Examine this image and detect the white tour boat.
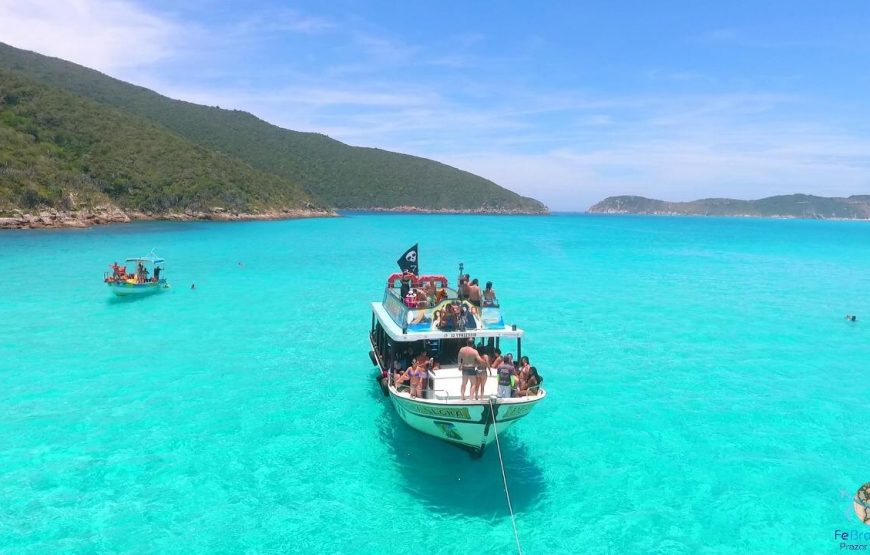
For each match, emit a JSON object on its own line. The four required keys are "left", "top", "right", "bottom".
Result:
{"left": 368, "top": 255, "right": 545, "bottom": 456}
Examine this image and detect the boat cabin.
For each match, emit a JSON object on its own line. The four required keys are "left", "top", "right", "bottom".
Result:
{"left": 370, "top": 273, "right": 528, "bottom": 401}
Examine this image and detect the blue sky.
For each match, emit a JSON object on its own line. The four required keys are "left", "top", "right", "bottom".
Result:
{"left": 2, "top": 0, "right": 869, "bottom": 210}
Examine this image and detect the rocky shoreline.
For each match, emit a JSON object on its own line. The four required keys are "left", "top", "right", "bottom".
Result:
{"left": 358, "top": 205, "right": 549, "bottom": 215}
{"left": 0, "top": 206, "right": 337, "bottom": 230}
{"left": 0, "top": 204, "right": 551, "bottom": 229}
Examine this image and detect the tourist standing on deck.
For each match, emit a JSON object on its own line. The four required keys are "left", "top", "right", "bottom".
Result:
{"left": 489, "top": 348, "right": 503, "bottom": 369}
{"left": 458, "top": 339, "right": 485, "bottom": 400}
{"left": 458, "top": 274, "right": 470, "bottom": 300}
{"left": 395, "top": 359, "right": 427, "bottom": 398}
{"left": 496, "top": 354, "right": 515, "bottom": 398}
{"left": 472, "top": 352, "right": 490, "bottom": 400}
{"left": 467, "top": 279, "right": 482, "bottom": 307}
{"left": 400, "top": 271, "right": 412, "bottom": 300}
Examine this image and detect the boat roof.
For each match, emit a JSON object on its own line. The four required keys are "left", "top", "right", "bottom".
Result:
{"left": 126, "top": 256, "right": 164, "bottom": 264}
{"left": 372, "top": 301, "right": 524, "bottom": 342}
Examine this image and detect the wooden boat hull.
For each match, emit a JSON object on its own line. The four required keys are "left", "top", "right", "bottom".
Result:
{"left": 107, "top": 279, "right": 167, "bottom": 296}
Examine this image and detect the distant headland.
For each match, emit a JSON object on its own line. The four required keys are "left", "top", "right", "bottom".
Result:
{"left": 588, "top": 194, "right": 870, "bottom": 220}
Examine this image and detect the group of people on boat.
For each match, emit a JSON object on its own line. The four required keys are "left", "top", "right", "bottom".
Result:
{"left": 399, "top": 271, "right": 447, "bottom": 309}
{"left": 458, "top": 339, "right": 541, "bottom": 400}
{"left": 399, "top": 271, "right": 498, "bottom": 310}
{"left": 394, "top": 351, "right": 441, "bottom": 398}
{"left": 402, "top": 281, "right": 447, "bottom": 309}
{"left": 392, "top": 338, "right": 542, "bottom": 401}
{"left": 105, "top": 261, "right": 161, "bottom": 284}
{"left": 457, "top": 274, "right": 497, "bottom": 307}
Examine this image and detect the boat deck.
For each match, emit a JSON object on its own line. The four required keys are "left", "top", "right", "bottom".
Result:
{"left": 392, "top": 365, "right": 543, "bottom": 404}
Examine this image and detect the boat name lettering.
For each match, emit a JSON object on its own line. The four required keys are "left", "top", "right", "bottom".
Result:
{"left": 403, "top": 403, "right": 471, "bottom": 420}
{"left": 445, "top": 332, "right": 476, "bottom": 338}
{"left": 503, "top": 404, "right": 534, "bottom": 418}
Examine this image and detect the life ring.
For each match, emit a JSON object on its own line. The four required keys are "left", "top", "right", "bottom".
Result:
{"left": 387, "top": 272, "right": 418, "bottom": 288}
{"left": 417, "top": 274, "right": 448, "bottom": 289}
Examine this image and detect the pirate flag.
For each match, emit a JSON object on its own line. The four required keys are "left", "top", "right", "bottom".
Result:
{"left": 397, "top": 243, "right": 419, "bottom": 275}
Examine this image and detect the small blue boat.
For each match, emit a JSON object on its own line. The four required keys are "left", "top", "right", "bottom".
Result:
{"left": 104, "top": 251, "right": 169, "bottom": 296}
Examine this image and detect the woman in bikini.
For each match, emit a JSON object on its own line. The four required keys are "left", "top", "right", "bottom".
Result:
{"left": 473, "top": 352, "right": 490, "bottom": 400}
{"left": 483, "top": 281, "right": 497, "bottom": 305}
{"left": 518, "top": 366, "right": 542, "bottom": 397}
{"left": 396, "top": 359, "right": 427, "bottom": 398}
{"left": 516, "top": 356, "right": 531, "bottom": 392}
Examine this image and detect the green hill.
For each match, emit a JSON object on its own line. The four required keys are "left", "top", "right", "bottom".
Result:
{"left": 588, "top": 194, "right": 870, "bottom": 219}
{"left": 0, "top": 42, "right": 546, "bottom": 213}
{"left": 0, "top": 71, "right": 319, "bottom": 219}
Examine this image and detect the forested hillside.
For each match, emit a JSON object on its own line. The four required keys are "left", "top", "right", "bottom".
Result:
{"left": 0, "top": 71, "right": 317, "bottom": 218}
{"left": 0, "top": 42, "right": 546, "bottom": 214}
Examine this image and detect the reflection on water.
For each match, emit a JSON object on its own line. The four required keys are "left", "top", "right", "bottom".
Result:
{"left": 375, "top": 398, "right": 546, "bottom": 518}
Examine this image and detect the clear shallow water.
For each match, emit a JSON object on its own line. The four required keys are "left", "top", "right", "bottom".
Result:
{"left": 1, "top": 213, "right": 868, "bottom": 554}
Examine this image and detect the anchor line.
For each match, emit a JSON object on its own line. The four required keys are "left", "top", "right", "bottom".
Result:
{"left": 488, "top": 398, "right": 523, "bottom": 555}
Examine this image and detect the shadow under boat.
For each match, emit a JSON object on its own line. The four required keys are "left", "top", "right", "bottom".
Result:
{"left": 107, "top": 294, "right": 153, "bottom": 304}
{"left": 375, "top": 398, "right": 547, "bottom": 519}
{"left": 105, "top": 290, "right": 169, "bottom": 304}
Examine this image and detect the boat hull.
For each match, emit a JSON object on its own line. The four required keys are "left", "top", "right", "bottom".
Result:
{"left": 107, "top": 279, "right": 167, "bottom": 296}
{"left": 387, "top": 388, "right": 544, "bottom": 456}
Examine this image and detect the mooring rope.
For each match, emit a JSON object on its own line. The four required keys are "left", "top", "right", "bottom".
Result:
{"left": 488, "top": 397, "right": 523, "bottom": 555}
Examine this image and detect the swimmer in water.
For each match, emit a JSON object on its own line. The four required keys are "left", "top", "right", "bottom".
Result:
{"left": 191, "top": 283, "right": 196, "bottom": 290}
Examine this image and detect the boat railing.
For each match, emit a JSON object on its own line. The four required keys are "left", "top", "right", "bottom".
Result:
{"left": 385, "top": 286, "right": 499, "bottom": 307}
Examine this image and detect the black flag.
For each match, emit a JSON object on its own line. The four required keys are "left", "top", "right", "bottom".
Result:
{"left": 397, "top": 243, "right": 419, "bottom": 274}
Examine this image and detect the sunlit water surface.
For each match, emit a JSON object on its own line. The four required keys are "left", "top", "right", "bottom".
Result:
{"left": 1, "top": 214, "right": 868, "bottom": 553}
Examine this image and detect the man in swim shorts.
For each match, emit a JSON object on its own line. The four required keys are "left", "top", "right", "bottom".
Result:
{"left": 458, "top": 339, "right": 485, "bottom": 400}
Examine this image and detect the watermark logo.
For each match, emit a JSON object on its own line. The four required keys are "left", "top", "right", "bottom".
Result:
{"left": 856, "top": 482, "right": 870, "bottom": 526}
{"left": 834, "top": 483, "right": 870, "bottom": 551}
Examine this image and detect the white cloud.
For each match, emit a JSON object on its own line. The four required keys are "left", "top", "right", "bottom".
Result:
{"left": 231, "top": 10, "right": 334, "bottom": 37}
{"left": 0, "top": 0, "right": 181, "bottom": 72}
{"left": 437, "top": 127, "right": 870, "bottom": 211}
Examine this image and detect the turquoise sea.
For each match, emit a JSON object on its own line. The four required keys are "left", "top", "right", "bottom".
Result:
{"left": 2, "top": 213, "right": 869, "bottom": 554}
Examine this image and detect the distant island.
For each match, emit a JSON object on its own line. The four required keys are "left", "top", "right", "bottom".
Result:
{"left": 588, "top": 194, "right": 870, "bottom": 220}
{"left": 0, "top": 42, "right": 546, "bottom": 229}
